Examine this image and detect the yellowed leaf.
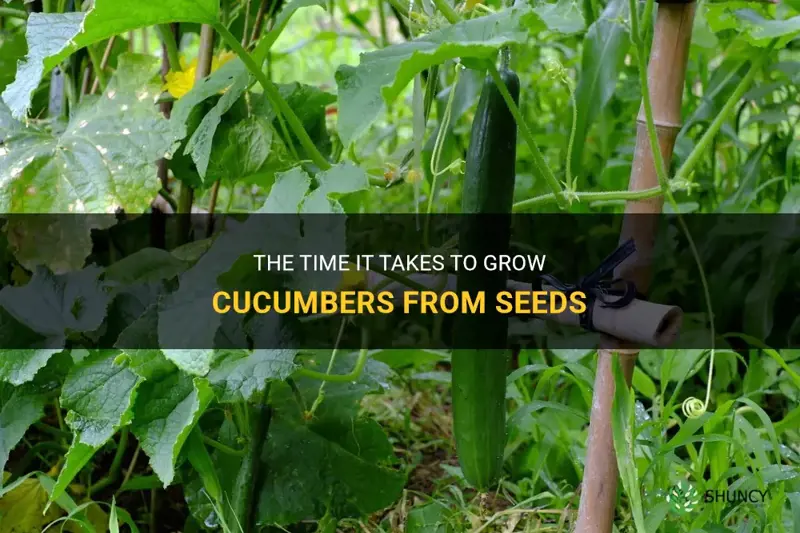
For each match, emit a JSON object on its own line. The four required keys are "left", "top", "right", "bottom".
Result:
{"left": 0, "top": 477, "right": 62, "bottom": 533}
{"left": 64, "top": 502, "right": 108, "bottom": 533}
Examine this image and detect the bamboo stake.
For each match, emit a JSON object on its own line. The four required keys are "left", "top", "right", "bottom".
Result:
{"left": 90, "top": 36, "right": 116, "bottom": 95}
{"left": 574, "top": 2, "right": 695, "bottom": 533}
{"left": 177, "top": 24, "right": 215, "bottom": 242}
{"left": 157, "top": 24, "right": 178, "bottom": 191}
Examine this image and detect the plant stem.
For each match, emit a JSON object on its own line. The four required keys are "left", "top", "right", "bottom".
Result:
{"left": 34, "top": 422, "right": 71, "bottom": 439}
{"left": 249, "top": 0, "right": 270, "bottom": 49}
{"left": 378, "top": 0, "right": 389, "bottom": 46}
{"left": 487, "top": 64, "right": 567, "bottom": 209}
{"left": 432, "top": 0, "right": 460, "bottom": 24}
{"left": 118, "top": 444, "right": 141, "bottom": 492}
{"left": 241, "top": 0, "right": 252, "bottom": 47}
{"left": 208, "top": 180, "right": 222, "bottom": 216}
{"left": 307, "top": 318, "right": 348, "bottom": 417}
{"left": 202, "top": 435, "right": 246, "bottom": 456}
{"left": 86, "top": 44, "right": 108, "bottom": 93}
{"left": 156, "top": 24, "right": 182, "bottom": 72}
{"left": 149, "top": 487, "right": 158, "bottom": 533}
{"left": 298, "top": 328, "right": 371, "bottom": 383}
{"left": 215, "top": 23, "right": 332, "bottom": 170}
{"left": 564, "top": 78, "right": 578, "bottom": 191}
{"left": 512, "top": 185, "right": 664, "bottom": 211}
{"left": 159, "top": 188, "right": 177, "bottom": 210}
{"left": 88, "top": 428, "right": 129, "bottom": 496}
{"left": 299, "top": 346, "right": 370, "bottom": 382}
{"left": 0, "top": 7, "right": 28, "bottom": 19}
{"left": 672, "top": 43, "right": 777, "bottom": 184}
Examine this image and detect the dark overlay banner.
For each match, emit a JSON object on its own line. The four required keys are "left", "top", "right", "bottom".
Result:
{"left": 0, "top": 214, "right": 796, "bottom": 350}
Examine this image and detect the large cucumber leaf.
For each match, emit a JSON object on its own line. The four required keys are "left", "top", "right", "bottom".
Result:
{"left": 334, "top": 6, "right": 545, "bottom": 145}
{"left": 0, "top": 54, "right": 181, "bottom": 214}
{"left": 256, "top": 351, "right": 402, "bottom": 524}
{"left": 2, "top": 0, "right": 219, "bottom": 119}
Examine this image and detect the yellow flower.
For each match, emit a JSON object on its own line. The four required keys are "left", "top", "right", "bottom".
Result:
{"left": 212, "top": 51, "right": 236, "bottom": 70}
{"left": 163, "top": 51, "right": 237, "bottom": 99}
{"left": 337, "top": 263, "right": 368, "bottom": 290}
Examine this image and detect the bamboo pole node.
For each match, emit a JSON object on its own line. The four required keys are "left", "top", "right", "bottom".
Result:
{"left": 635, "top": 116, "right": 681, "bottom": 131}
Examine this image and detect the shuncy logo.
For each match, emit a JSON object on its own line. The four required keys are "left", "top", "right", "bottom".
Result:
{"left": 666, "top": 481, "right": 701, "bottom": 515}
{"left": 703, "top": 488, "right": 770, "bottom": 503}
{"left": 666, "top": 481, "right": 770, "bottom": 515}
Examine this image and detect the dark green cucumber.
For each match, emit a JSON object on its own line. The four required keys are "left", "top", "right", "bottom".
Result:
{"left": 452, "top": 66, "right": 519, "bottom": 490}
{"left": 231, "top": 400, "right": 271, "bottom": 532}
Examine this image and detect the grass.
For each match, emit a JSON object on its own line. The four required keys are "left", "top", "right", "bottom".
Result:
{"left": 348, "top": 347, "right": 800, "bottom": 533}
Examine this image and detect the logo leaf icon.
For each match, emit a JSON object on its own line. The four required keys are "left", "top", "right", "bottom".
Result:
{"left": 666, "top": 481, "right": 700, "bottom": 515}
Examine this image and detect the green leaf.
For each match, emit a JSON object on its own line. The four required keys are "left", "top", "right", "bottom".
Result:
{"left": 207, "top": 116, "right": 274, "bottom": 183}
{"left": 157, "top": 219, "right": 271, "bottom": 352}
{"left": 208, "top": 349, "right": 298, "bottom": 403}
{"left": 47, "top": 442, "right": 96, "bottom": 506}
{"left": 47, "top": 351, "right": 141, "bottom": 503}
{"left": 257, "top": 167, "right": 312, "bottom": 213}
{"left": 60, "top": 350, "right": 141, "bottom": 447}
{"left": 184, "top": 428, "right": 223, "bottom": 505}
{"left": 334, "top": 6, "right": 544, "bottom": 144}
{"left": 0, "top": 54, "right": 183, "bottom": 217}
{"left": 301, "top": 161, "right": 370, "bottom": 214}
{"left": 257, "top": 415, "right": 404, "bottom": 524}
{"left": 1, "top": 0, "right": 219, "bottom": 119}
{"left": 533, "top": 0, "right": 585, "bottom": 35}
{"left": 0, "top": 383, "right": 47, "bottom": 479}
{"left": 407, "top": 503, "right": 453, "bottom": 533}
{"left": 3, "top": 217, "right": 117, "bottom": 274}
{"left": 780, "top": 184, "right": 800, "bottom": 213}
{"left": 159, "top": 162, "right": 362, "bottom": 351}
{"left": 0, "top": 266, "right": 111, "bottom": 341}
{"left": 610, "top": 356, "right": 646, "bottom": 532}
{"left": 0, "top": 346, "right": 62, "bottom": 387}
{"left": 105, "top": 248, "right": 189, "bottom": 284}
{"left": 632, "top": 366, "right": 656, "bottom": 399}
{"left": 170, "top": 59, "right": 248, "bottom": 127}
{"left": 639, "top": 344, "right": 707, "bottom": 382}
{"left": 705, "top": 3, "right": 800, "bottom": 46}
{"left": 246, "top": 354, "right": 393, "bottom": 531}
{"left": 570, "top": 0, "right": 629, "bottom": 177}
{"left": 252, "top": 82, "right": 336, "bottom": 161}
{"left": 744, "top": 256, "right": 788, "bottom": 340}
{"left": 184, "top": 70, "right": 251, "bottom": 180}
{"left": 160, "top": 350, "right": 214, "bottom": 377}
{"left": 131, "top": 372, "right": 213, "bottom": 486}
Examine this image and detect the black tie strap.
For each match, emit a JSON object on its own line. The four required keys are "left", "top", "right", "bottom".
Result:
{"left": 539, "top": 239, "right": 639, "bottom": 331}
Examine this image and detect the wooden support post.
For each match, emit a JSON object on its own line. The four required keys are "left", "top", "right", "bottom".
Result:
{"left": 574, "top": 3, "right": 696, "bottom": 533}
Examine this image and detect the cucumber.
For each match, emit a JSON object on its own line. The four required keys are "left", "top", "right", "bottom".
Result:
{"left": 451, "top": 66, "right": 519, "bottom": 490}
{"left": 231, "top": 400, "right": 271, "bottom": 531}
